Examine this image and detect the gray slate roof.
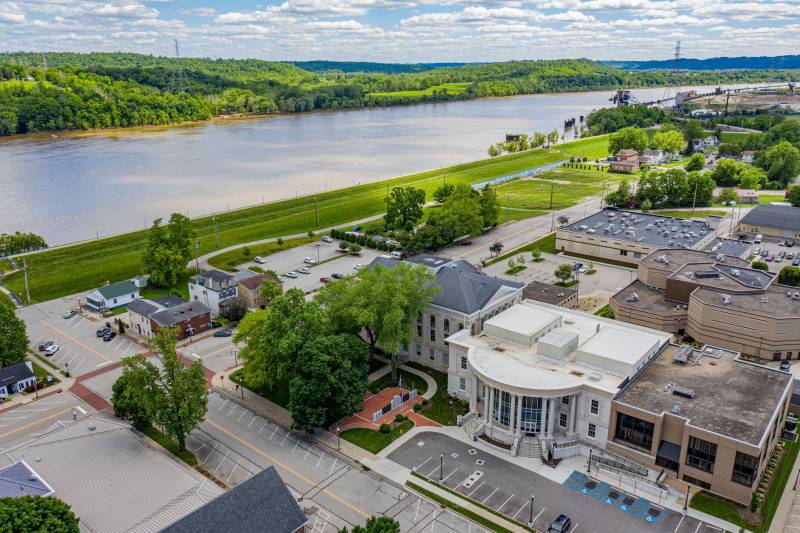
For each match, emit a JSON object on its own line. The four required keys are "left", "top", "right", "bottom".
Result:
{"left": 197, "top": 270, "right": 233, "bottom": 282}
{"left": 522, "top": 281, "right": 577, "bottom": 305}
{"left": 740, "top": 204, "right": 800, "bottom": 232}
{"left": 96, "top": 280, "right": 138, "bottom": 300}
{"left": 152, "top": 295, "right": 187, "bottom": 308}
{"left": 160, "top": 466, "right": 307, "bottom": 533}
{"left": 0, "top": 461, "right": 53, "bottom": 498}
{"left": 128, "top": 298, "right": 160, "bottom": 317}
{"left": 151, "top": 302, "right": 210, "bottom": 327}
{"left": 370, "top": 256, "right": 523, "bottom": 314}
{"left": 0, "top": 361, "right": 34, "bottom": 387}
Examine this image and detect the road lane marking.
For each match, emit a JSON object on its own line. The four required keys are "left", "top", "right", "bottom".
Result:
{"left": 204, "top": 419, "right": 369, "bottom": 518}
{"left": 95, "top": 361, "right": 112, "bottom": 368}
{"left": 39, "top": 320, "right": 112, "bottom": 362}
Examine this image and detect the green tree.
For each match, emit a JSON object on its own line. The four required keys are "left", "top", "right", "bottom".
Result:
{"left": 221, "top": 297, "right": 248, "bottom": 322}
{"left": 531, "top": 131, "right": 547, "bottom": 148}
{"left": 433, "top": 183, "right": 455, "bottom": 204}
{"left": 478, "top": 184, "right": 499, "bottom": 227}
{"left": 608, "top": 127, "right": 649, "bottom": 155}
{"left": 605, "top": 178, "right": 632, "bottom": 207}
{"left": 0, "top": 304, "right": 28, "bottom": 367}
{"left": 349, "top": 243, "right": 362, "bottom": 254}
{"left": 490, "top": 241, "right": 504, "bottom": 257}
{"left": 752, "top": 260, "right": 768, "bottom": 271}
{"left": 288, "top": 334, "right": 369, "bottom": 432}
{"left": 259, "top": 277, "right": 283, "bottom": 305}
{"left": 142, "top": 215, "right": 194, "bottom": 288}
{"left": 0, "top": 496, "right": 80, "bottom": 533}
{"left": 641, "top": 199, "right": 652, "bottom": 213}
{"left": 384, "top": 186, "right": 426, "bottom": 230}
{"left": 685, "top": 153, "right": 706, "bottom": 172}
{"left": 235, "top": 289, "right": 328, "bottom": 390}
{"left": 531, "top": 247, "right": 542, "bottom": 262}
{"left": 547, "top": 129, "right": 559, "bottom": 147}
{"left": 758, "top": 141, "right": 800, "bottom": 187}
{"left": 711, "top": 159, "right": 742, "bottom": 187}
{"left": 635, "top": 170, "right": 664, "bottom": 207}
{"left": 680, "top": 120, "right": 705, "bottom": 146}
{"left": 165, "top": 212, "right": 194, "bottom": 266}
{"left": 555, "top": 264, "right": 573, "bottom": 284}
{"left": 737, "top": 169, "right": 766, "bottom": 191}
{"left": 316, "top": 262, "right": 438, "bottom": 381}
{"left": 349, "top": 516, "right": 401, "bottom": 533}
{"left": 651, "top": 129, "right": 685, "bottom": 153}
{"left": 111, "top": 365, "right": 157, "bottom": 429}
{"left": 719, "top": 188, "right": 739, "bottom": 205}
{"left": 685, "top": 171, "right": 716, "bottom": 207}
{"left": 786, "top": 186, "right": 800, "bottom": 207}
{"left": 661, "top": 168, "right": 689, "bottom": 207}
{"left": 778, "top": 266, "right": 800, "bottom": 287}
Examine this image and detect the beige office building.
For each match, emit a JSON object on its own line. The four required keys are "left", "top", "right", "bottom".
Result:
{"left": 610, "top": 248, "right": 800, "bottom": 361}
{"left": 608, "top": 344, "right": 791, "bottom": 505}
{"left": 738, "top": 204, "right": 800, "bottom": 240}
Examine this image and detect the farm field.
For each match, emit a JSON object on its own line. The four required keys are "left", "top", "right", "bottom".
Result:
{"left": 368, "top": 82, "right": 472, "bottom": 99}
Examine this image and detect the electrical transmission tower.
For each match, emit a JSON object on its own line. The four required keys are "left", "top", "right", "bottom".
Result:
{"left": 662, "top": 40, "right": 680, "bottom": 103}
{"left": 168, "top": 39, "right": 190, "bottom": 93}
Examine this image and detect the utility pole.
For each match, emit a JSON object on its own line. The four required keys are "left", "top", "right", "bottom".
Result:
{"left": 690, "top": 180, "right": 698, "bottom": 216}
{"left": 194, "top": 240, "right": 200, "bottom": 274}
{"left": 22, "top": 259, "right": 30, "bottom": 304}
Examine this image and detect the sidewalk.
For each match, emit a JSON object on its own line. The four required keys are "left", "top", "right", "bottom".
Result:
{"left": 769, "top": 442, "right": 800, "bottom": 533}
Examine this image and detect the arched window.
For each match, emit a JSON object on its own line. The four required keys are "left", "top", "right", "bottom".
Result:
{"left": 443, "top": 319, "right": 450, "bottom": 335}
{"left": 458, "top": 323, "right": 464, "bottom": 331}
{"left": 430, "top": 314, "right": 436, "bottom": 328}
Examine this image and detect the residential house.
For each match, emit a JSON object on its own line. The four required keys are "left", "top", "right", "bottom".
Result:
{"left": 236, "top": 272, "right": 278, "bottom": 308}
{"left": 161, "top": 466, "right": 307, "bottom": 533}
{"left": 742, "top": 150, "right": 757, "bottom": 163}
{"left": 188, "top": 270, "right": 238, "bottom": 316}
{"left": 369, "top": 254, "right": 524, "bottom": 373}
{"left": 85, "top": 280, "right": 140, "bottom": 312}
{"left": 712, "top": 187, "right": 759, "bottom": 204}
{"left": 610, "top": 149, "right": 640, "bottom": 173}
{"left": 0, "top": 361, "right": 36, "bottom": 398}
{"left": 127, "top": 297, "right": 211, "bottom": 340}
{"left": 639, "top": 149, "right": 671, "bottom": 166}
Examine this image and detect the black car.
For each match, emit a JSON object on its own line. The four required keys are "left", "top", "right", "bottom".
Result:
{"left": 547, "top": 515, "right": 572, "bottom": 533}
{"left": 214, "top": 329, "right": 233, "bottom": 337}
{"left": 331, "top": 273, "right": 344, "bottom": 279}
{"left": 781, "top": 360, "right": 791, "bottom": 372}
{"left": 38, "top": 340, "right": 54, "bottom": 351}
{"left": 96, "top": 327, "right": 110, "bottom": 337}
{"left": 788, "top": 239, "right": 796, "bottom": 248}
{"left": 103, "top": 331, "right": 116, "bottom": 342}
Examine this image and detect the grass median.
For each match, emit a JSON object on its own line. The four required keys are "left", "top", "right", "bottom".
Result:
{"left": 5, "top": 136, "right": 608, "bottom": 304}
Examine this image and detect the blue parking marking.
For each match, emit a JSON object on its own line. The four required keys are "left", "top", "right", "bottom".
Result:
{"left": 562, "top": 471, "right": 666, "bottom": 525}
{"left": 590, "top": 481, "right": 612, "bottom": 501}
{"left": 563, "top": 471, "right": 587, "bottom": 491}
{"left": 628, "top": 497, "right": 650, "bottom": 518}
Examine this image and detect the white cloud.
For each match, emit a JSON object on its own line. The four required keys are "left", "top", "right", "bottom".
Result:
{"left": 0, "top": 1, "right": 25, "bottom": 22}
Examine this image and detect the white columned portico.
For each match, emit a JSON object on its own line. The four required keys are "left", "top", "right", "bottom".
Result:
{"left": 569, "top": 393, "right": 578, "bottom": 435}
{"left": 515, "top": 395, "right": 523, "bottom": 436}
{"left": 470, "top": 375, "right": 478, "bottom": 412}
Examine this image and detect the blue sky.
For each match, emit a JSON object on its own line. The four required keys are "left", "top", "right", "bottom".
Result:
{"left": 1, "top": 0, "right": 799, "bottom": 62}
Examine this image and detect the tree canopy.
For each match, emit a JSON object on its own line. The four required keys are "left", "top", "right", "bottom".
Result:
{"left": 142, "top": 213, "right": 194, "bottom": 288}
{"left": 384, "top": 186, "right": 426, "bottom": 231}
{"left": 0, "top": 304, "right": 28, "bottom": 367}
{"left": 651, "top": 129, "right": 685, "bottom": 153}
{"left": 608, "top": 127, "right": 649, "bottom": 154}
{"left": 0, "top": 496, "right": 80, "bottom": 533}
{"left": 758, "top": 141, "right": 800, "bottom": 187}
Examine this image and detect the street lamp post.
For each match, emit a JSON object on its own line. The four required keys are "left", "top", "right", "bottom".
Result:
{"left": 65, "top": 361, "right": 69, "bottom": 378}
{"left": 528, "top": 495, "right": 535, "bottom": 528}
{"left": 337, "top": 427, "right": 341, "bottom": 450}
{"left": 587, "top": 448, "right": 592, "bottom": 474}
{"left": 439, "top": 453, "right": 444, "bottom": 483}
{"left": 232, "top": 349, "right": 238, "bottom": 367}
{"left": 683, "top": 483, "right": 689, "bottom": 514}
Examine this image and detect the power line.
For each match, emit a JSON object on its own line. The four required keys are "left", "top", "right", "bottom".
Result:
{"left": 168, "top": 39, "right": 190, "bottom": 93}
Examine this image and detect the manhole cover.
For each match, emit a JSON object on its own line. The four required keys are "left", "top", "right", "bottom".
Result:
{"left": 622, "top": 496, "right": 635, "bottom": 506}
{"left": 584, "top": 480, "right": 597, "bottom": 490}
{"left": 608, "top": 490, "right": 620, "bottom": 499}
{"left": 647, "top": 508, "right": 661, "bottom": 518}
{"left": 451, "top": 453, "right": 459, "bottom": 458}
{"left": 476, "top": 459, "right": 485, "bottom": 466}
{"left": 417, "top": 441, "right": 425, "bottom": 446}
{"left": 468, "top": 449, "right": 477, "bottom": 455}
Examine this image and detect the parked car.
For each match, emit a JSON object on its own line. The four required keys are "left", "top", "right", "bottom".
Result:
{"left": 793, "top": 257, "right": 800, "bottom": 266}
{"left": 63, "top": 310, "right": 76, "bottom": 319}
{"left": 298, "top": 267, "right": 311, "bottom": 274}
{"left": 352, "top": 225, "right": 362, "bottom": 232}
{"left": 761, "top": 249, "right": 769, "bottom": 257}
{"left": 96, "top": 327, "right": 110, "bottom": 337}
{"left": 390, "top": 251, "right": 402, "bottom": 259}
{"left": 766, "top": 253, "right": 774, "bottom": 262}
{"left": 214, "top": 329, "right": 232, "bottom": 337}
{"left": 321, "top": 236, "right": 333, "bottom": 243}
{"left": 788, "top": 253, "right": 796, "bottom": 260}
{"left": 779, "top": 240, "right": 786, "bottom": 247}
{"left": 547, "top": 514, "right": 572, "bottom": 533}
{"left": 752, "top": 247, "right": 761, "bottom": 256}
{"left": 254, "top": 256, "right": 266, "bottom": 264}
{"left": 103, "top": 331, "right": 116, "bottom": 342}
{"left": 754, "top": 234, "right": 763, "bottom": 244}
{"left": 319, "top": 277, "right": 330, "bottom": 283}
{"left": 285, "top": 271, "right": 298, "bottom": 278}
{"left": 788, "top": 239, "right": 796, "bottom": 247}
{"left": 459, "top": 240, "right": 473, "bottom": 246}
{"left": 38, "top": 340, "right": 54, "bottom": 351}
{"left": 303, "top": 257, "right": 316, "bottom": 265}
{"left": 781, "top": 360, "right": 791, "bottom": 372}
{"left": 44, "top": 344, "right": 60, "bottom": 356}
{"left": 331, "top": 273, "right": 344, "bottom": 279}
{"left": 777, "top": 251, "right": 786, "bottom": 261}
{"left": 353, "top": 263, "right": 363, "bottom": 270}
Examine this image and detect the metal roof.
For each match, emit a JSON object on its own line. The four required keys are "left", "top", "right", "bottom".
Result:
{"left": 96, "top": 280, "right": 138, "bottom": 300}
{"left": 160, "top": 466, "right": 307, "bottom": 533}
{"left": 0, "top": 460, "right": 54, "bottom": 498}
{"left": 522, "top": 281, "right": 576, "bottom": 305}
{"left": 740, "top": 204, "right": 800, "bottom": 232}
{"left": 128, "top": 298, "right": 160, "bottom": 318}
{"left": 196, "top": 270, "right": 233, "bottom": 282}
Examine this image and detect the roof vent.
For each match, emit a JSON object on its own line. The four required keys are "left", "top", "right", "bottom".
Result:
{"left": 671, "top": 403, "right": 681, "bottom": 414}
{"left": 88, "top": 424, "right": 96, "bottom": 431}
{"left": 29, "top": 474, "right": 38, "bottom": 482}
{"left": 721, "top": 294, "right": 732, "bottom": 305}
{"left": 625, "top": 292, "right": 640, "bottom": 303}
{"left": 672, "top": 385, "right": 696, "bottom": 399}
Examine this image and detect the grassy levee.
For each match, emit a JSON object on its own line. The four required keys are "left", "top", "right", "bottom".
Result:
{"left": 4, "top": 137, "right": 607, "bottom": 304}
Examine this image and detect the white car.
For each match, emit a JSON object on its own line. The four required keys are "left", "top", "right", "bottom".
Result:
{"left": 353, "top": 263, "right": 364, "bottom": 270}
{"left": 298, "top": 267, "right": 311, "bottom": 274}
{"left": 285, "top": 271, "right": 299, "bottom": 278}
{"left": 303, "top": 257, "right": 316, "bottom": 265}
{"left": 44, "top": 344, "right": 60, "bottom": 356}
{"left": 254, "top": 256, "right": 266, "bottom": 264}
{"left": 321, "top": 236, "right": 333, "bottom": 243}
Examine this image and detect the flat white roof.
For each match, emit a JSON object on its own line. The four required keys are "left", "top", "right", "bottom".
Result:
{"left": 578, "top": 327, "right": 663, "bottom": 367}
{"left": 485, "top": 305, "right": 560, "bottom": 339}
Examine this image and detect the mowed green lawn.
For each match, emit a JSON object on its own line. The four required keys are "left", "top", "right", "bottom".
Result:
{"left": 719, "top": 131, "right": 752, "bottom": 143}
{"left": 495, "top": 167, "right": 619, "bottom": 211}
{"left": 558, "top": 135, "right": 611, "bottom": 160}
{"left": 368, "top": 83, "right": 472, "bottom": 99}
{"left": 5, "top": 139, "right": 603, "bottom": 304}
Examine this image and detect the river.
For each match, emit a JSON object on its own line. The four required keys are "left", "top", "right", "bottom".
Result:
{"left": 0, "top": 84, "right": 745, "bottom": 245}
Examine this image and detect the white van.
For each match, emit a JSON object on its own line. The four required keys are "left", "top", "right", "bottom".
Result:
{"left": 754, "top": 234, "right": 763, "bottom": 244}
{"left": 390, "top": 251, "right": 402, "bottom": 259}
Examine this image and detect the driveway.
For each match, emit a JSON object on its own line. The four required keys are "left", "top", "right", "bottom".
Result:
{"left": 18, "top": 298, "right": 144, "bottom": 377}
{"left": 388, "top": 432, "right": 719, "bottom": 533}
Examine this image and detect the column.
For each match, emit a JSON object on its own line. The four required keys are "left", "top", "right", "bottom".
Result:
{"left": 470, "top": 376, "right": 478, "bottom": 412}
{"left": 516, "top": 395, "right": 524, "bottom": 436}
{"left": 487, "top": 387, "right": 494, "bottom": 427}
{"left": 569, "top": 393, "right": 578, "bottom": 435}
{"left": 548, "top": 398, "right": 558, "bottom": 438}
{"left": 483, "top": 385, "right": 490, "bottom": 420}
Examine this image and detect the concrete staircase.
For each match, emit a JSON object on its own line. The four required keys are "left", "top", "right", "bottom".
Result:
{"left": 517, "top": 437, "right": 541, "bottom": 458}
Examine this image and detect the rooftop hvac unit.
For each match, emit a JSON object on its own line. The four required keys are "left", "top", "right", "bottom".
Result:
{"left": 721, "top": 294, "right": 732, "bottom": 305}
{"left": 730, "top": 268, "right": 740, "bottom": 277}
{"left": 672, "top": 385, "right": 696, "bottom": 399}
{"left": 671, "top": 403, "right": 681, "bottom": 414}
{"left": 589, "top": 372, "right": 602, "bottom": 382}
{"left": 625, "top": 292, "right": 640, "bottom": 303}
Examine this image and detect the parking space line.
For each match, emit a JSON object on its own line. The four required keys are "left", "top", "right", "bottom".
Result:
{"left": 533, "top": 508, "right": 544, "bottom": 523}
{"left": 270, "top": 425, "right": 278, "bottom": 439}
{"left": 226, "top": 463, "right": 239, "bottom": 483}
{"left": 441, "top": 468, "right": 458, "bottom": 482}
{"left": 292, "top": 440, "right": 299, "bottom": 453}
{"left": 427, "top": 465, "right": 441, "bottom": 477}
{"left": 258, "top": 420, "right": 268, "bottom": 434}
{"left": 75, "top": 406, "right": 86, "bottom": 414}
{"left": 693, "top": 523, "right": 701, "bottom": 533}
{"left": 329, "top": 457, "right": 338, "bottom": 475}
{"left": 280, "top": 433, "right": 288, "bottom": 447}
{"left": 212, "top": 453, "right": 229, "bottom": 475}
{"left": 247, "top": 417, "right": 257, "bottom": 429}
{"left": 95, "top": 360, "right": 112, "bottom": 368}
{"left": 316, "top": 451, "right": 325, "bottom": 467}
{"left": 201, "top": 443, "right": 218, "bottom": 465}
{"left": 39, "top": 320, "right": 112, "bottom": 362}
{"left": 674, "top": 515, "right": 685, "bottom": 533}
{"left": 227, "top": 405, "right": 237, "bottom": 417}
{"left": 497, "top": 494, "right": 514, "bottom": 512}
{"left": 512, "top": 501, "right": 528, "bottom": 520}
{"left": 467, "top": 481, "right": 484, "bottom": 498}
{"left": 304, "top": 447, "right": 311, "bottom": 460}
{"left": 237, "top": 410, "right": 246, "bottom": 422}
{"left": 481, "top": 487, "right": 498, "bottom": 504}
{"left": 415, "top": 457, "right": 432, "bottom": 471}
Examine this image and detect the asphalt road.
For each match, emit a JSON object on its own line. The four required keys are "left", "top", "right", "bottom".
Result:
{"left": 389, "top": 432, "right": 720, "bottom": 533}
{"left": 0, "top": 392, "right": 95, "bottom": 452}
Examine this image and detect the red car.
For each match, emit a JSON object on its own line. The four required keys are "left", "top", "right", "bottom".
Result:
{"left": 319, "top": 277, "right": 330, "bottom": 283}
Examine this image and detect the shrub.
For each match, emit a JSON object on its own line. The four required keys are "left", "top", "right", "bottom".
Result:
{"left": 413, "top": 403, "right": 423, "bottom": 412}
{"left": 276, "top": 237, "right": 284, "bottom": 246}
{"left": 395, "top": 414, "right": 406, "bottom": 422}
{"left": 379, "top": 423, "right": 391, "bottom": 434}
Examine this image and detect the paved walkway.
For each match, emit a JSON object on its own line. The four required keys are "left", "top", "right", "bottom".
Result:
{"left": 771, "top": 441, "right": 800, "bottom": 533}
{"left": 370, "top": 356, "right": 437, "bottom": 400}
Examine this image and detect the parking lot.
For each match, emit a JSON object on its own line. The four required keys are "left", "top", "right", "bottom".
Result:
{"left": 18, "top": 297, "right": 145, "bottom": 378}
{"left": 0, "top": 393, "right": 95, "bottom": 451}
{"left": 181, "top": 332, "right": 238, "bottom": 373}
{"left": 748, "top": 239, "right": 799, "bottom": 273}
{"left": 389, "top": 432, "right": 720, "bottom": 533}
{"left": 235, "top": 240, "right": 383, "bottom": 295}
